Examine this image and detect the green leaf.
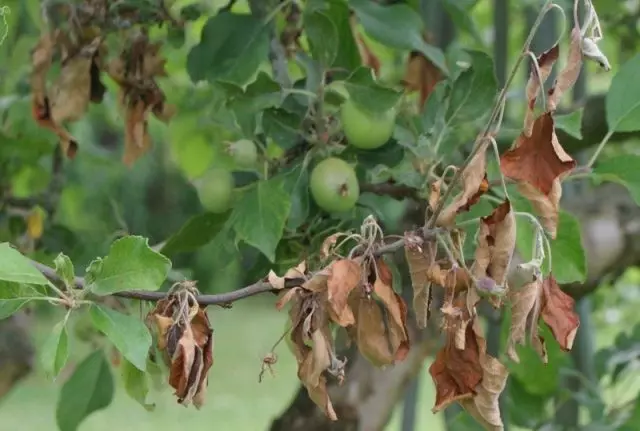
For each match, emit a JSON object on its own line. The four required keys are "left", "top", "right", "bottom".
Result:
{"left": 54, "top": 253, "right": 75, "bottom": 288}
{"left": 445, "top": 50, "right": 497, "bottom": 124}
{"left": 56, "top": 350, "right": 114, "bottom": 431}
{"left": 85, "top": 236, "right": 171, "bottom": 295}
{"left": 0, "top": 281, "right": 47, "bottom": 319}
{"left": 515, "top": 208, "right": 587, "bottom": 284}
{"left": 441, "top": 0, "right": 483, "bottom": 44}
{"left": 281, "top": 165, "right": 311, "bottom": 230}
{"left": 187, "top": 12, "right": 270, "bottom": 85}
{"left": 555, "top": 109, "right": 583, "bottom": 140}
{"left": 121, "top": 359, "right": 155, "bottom": 411}
{"left": 230, "top": 179, "right": 292, "bottom": 262}
{"left": 0, "top": 243, "right": 49, "bottom": 285}
{"left": 592, "top": 155, "right": 640, "bottom": 206}
{"left": 305, "top": 10, "right": 339, "bottom": 66}
{"left": 226, "top": 72, "right": 283, "bottom": 137}
{"left": 160, "top": 212, "right": 230, "bottom": 257}
{"left": 342, "top": 67, "right": 402, "bottom": 114}
{"left": 89, "top": 305, "right": 152, "bottom": 371}
{"left": 262, "top": 108, "right": 304, "bottom": 149}
{"left": 350, "top": 0, "right": 447, "bottom": 74}
{"left": 606, "top": 52, "right": 640, "bottom": 132}
{"left": 40, "top": 320, "right": 69, "bottom": 378}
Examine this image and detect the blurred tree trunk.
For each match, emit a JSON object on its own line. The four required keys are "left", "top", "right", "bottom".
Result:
{"left": 0, "top": 313, "right": 34, "bottom": 400}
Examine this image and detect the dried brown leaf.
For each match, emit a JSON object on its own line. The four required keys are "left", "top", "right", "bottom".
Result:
{"left": 268, "top": 261, "right": 306, "bottom": 290}
{"left": 500, "top": 113, "right": 576, "bottom": 196}
{"left": 540, "top": 275, "right": 579, "bottom": 351}
{"left": 438, "top": 150, "right": 488, "bottom": 226}
{"left": 404, "top": 235, "right": 436, "bottom": 328}
{"left": 327, "top": 259, "right": 362, "bottom": 327}
{"left": 548, "top": 28, "right": 583, "bottom": 112}
{"left": 506, "top": 278, "right": 543, "bottom": 363}
{"left": 459, "top": 318, "right": 509, "bottom": 431}
{"left": 403, "top": 51, "right": 442, "bottom": 109}
{"left": 429, "top": 323, "right": 483, "bottom": 412}
{"left": 518, "top": 180, "right": 561, "bottom": 239}
{"left": 524, "top": 44, "right": 560, "bottom": 135}
{"left": 471, "top": 200, "right": 516, "bottom": 287}
{"left": 354, "top": 295, "right": 397, "bottom": 366}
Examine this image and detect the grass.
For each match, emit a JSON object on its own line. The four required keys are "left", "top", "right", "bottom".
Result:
{"left": 0, "top": 297, "right": 443, "bottom": 431}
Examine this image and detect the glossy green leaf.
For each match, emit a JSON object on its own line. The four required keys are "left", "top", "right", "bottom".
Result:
{"left": 121, "top": 359, "right": 155, "bottom": 411}
{"left": 187, "top": 12, "right": 270, "bottom": 85}
{"left": 281, "top": 165, "right": 311, "bottom": 230}
{"left": 40, "top": 320, "right": 69, "bottom": 378}
{"left": 555, "top": 109, "right": 583, "bottom": 140}
{"left": 442, "top": 0, "right": 483, "bottom": 44}
{"left": 592, "top": 155, "right": 640, "bottom": 206}
{"left": 230, "top": 179, "right": 292, "bottom": 262}
{"left": 342, "top": 67, "right": 402, "bottom": 114}
{"left": 305, "top": 10, "right": 338, "bottom": 66}
{"left": 227, "top": 72, "right": 283, "bottom": 137}
{"left": 317, "top": 0, "right": 361, "bottom": 73}
{"left": 0, "top": 242, "right": 49, "bottom": 285}
{"left": 54, "top": 253, "right": 75, "bottom": 288}
{"left": 350, "top": 0, "right": 447, "bottom": 73}
{"left": 85, "top": 236, "right": 171, "bottom": 295}
{"left": 160, "top": 212, "right": 230, "bottom": 257}
{"left": 56, "top": 350, "right": 114, "bottom": 431}
{"left": 606, "top": 53, "right": 640, "bottom": 132}
{"left": 89, "top": 305, "right": 152, "bottom": 371}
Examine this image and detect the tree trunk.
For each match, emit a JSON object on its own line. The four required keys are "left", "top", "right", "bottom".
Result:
{"left": 0, "top": 313, "right": 34, "bottom": 401}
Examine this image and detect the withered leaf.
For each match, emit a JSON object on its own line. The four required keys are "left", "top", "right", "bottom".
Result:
{"left": 354, "top": 295, "right": 397, "bottom": 367}
{"left": 524, "top": 44, "right": 560, "bottom": 135}
{"left": 471, "top": 200, "right": 516, "bottom": 288}
{"left": 540, "top": 275, "right": 579, "bottom": 351}
{"left": 500, "top": 113, "right": 576, "bottom": 196}
{"left": 403, "top": 51, "right": 442, "bottom": 109}
{"left": 327, "top": 259, "right": 362, "bottom": 327}
{"left": 404, "top": 235, "right": 436, "bottom": 328}
{"left": 459, "top": 318, "right": 509, "bottom": 431}
{"left": 429, "top": 323, "right": 483, "bottom": 412}
{"left": 506, "top": 278, "right": 544, "bottom": 363}
{"left": 438, "top": 149, "right": 488, "bottom": 226}
{"left": 548, "top": 28, "right": 583, "bottom": 112}
{"left": 268, "top": 261, "right": 306, "bottom": 290}
{"left": 518, "top": 180, "right": 561, "bottom": 239}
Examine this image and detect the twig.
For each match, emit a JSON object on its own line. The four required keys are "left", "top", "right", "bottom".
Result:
{"left": 28, "top": 234, "right": 416, "bottom": 306}
{"left": 426, "top": 0, "right": 555, "bottom": 229}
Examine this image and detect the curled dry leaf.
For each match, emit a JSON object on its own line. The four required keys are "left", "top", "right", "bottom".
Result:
{"left": 500, "top": 113, "right": 576, "bottom": 196}
{"left": 506, "top": 277, "right": 545, "bottom": 363}
{"left": 268, "top": 261, "right": 306, "bottom": 290}
{"left": 459, "top": 318, "right": 509, "bottom": 431}
{"left": 326, "top": 259, "right": 362, "bottom": 327}
{"left": 540, "top": 275, "right": 579, "bottom": 351}
{"left": 547, "top": 28, "right": 583, "bottom": 112}
{"left": 403, "top": 51, "right": 442, "bottom": 109}
{"left": 148, "top": 295, "right": 214, "bottom": 408}
{"left": 518, "top": 180, "right": 562, "bottom": 239}
{"left": 437, "top": 149, "right": 489, "bottom": 227}
{"left": 349, "top": 14, "right": 381, "bottom": 77}
{"left": 106, "top": 35, "right": 175, "bottom": 166}
{"left": 524, "top": 44, "right": 559, "bottom": 135}
{"left": 427, "top": 261, "right": 474, "bottom": 294}
{"left": 289, "top": 292, "right": 343, "bottom": 421}
{"left": 471, "top": 200, "right": 516, "bottom": 289}
{"left": 404, "top": 233, "right": 436, "bottom": 328}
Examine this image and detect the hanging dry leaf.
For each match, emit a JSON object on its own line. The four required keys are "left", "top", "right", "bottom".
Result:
{"left": 438, "top": 149, "right": 489, "bottom": 227}
{"left": 429, "top": 322, "right": 483, "bottom": 412}
{"left": 500, "top": 113, "right": 576, "bottom": 196}
{"left": 506, "top": 277, "right": 544, "bottom": 363}
{"left": 404, "top": 234, "right": 436, "bottom": 328}
{"left": 459, "top": 318, "right": 509, "bottom": 431}
{"left": 548, "top": 28, "right": 583, "bottom": 112}
{"left": 523, "top": 44, "right": 559, "bottom": 135}
{"left": 403, "top": 51, "right": 442, "bottom": 109}
{"left": 427, "top": 261, "right": 473, "bottom": 294}
{"left": 268, "top": 261, "right": 306, "bottom": 290}
{"left": 518, "top": 180, "right": 562, "bottom": 239}
{"left": 326, "top": 259, "right": 362, "bottom": 327}
{"left": 471, "top": 200, "right": 516, "bottom": 289}
{"left": 540, "top": 275, "right": 579, "bottom": 351}
{"left": 352, "top": 293, "right": 398, "bottom": 366}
